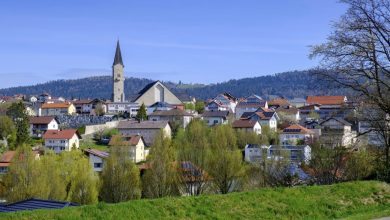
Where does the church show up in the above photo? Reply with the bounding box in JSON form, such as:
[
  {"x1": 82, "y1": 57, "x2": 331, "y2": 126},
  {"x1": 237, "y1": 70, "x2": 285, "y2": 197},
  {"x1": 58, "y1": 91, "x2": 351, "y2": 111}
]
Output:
[{"x1": 109, "y1": 41, "x2": 183, "y2": 114}]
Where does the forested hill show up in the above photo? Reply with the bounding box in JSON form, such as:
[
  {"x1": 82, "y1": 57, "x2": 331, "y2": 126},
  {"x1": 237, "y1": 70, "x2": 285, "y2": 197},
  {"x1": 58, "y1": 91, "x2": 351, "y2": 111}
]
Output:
[{"x1": 0, "y1": 70, "x2": 352, "y2": 100}]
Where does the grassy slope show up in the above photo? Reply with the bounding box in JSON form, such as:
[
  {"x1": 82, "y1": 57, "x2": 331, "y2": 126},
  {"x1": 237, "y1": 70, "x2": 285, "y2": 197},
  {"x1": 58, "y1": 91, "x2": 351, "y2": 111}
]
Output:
[{"x1": 1, "y1": 181, "x2": 390, "y2": 220}]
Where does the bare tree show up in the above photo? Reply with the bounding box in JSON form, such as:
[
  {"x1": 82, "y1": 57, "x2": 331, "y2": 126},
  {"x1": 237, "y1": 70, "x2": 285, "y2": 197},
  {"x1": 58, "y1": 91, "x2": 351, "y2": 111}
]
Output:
[{"x1": 310, "y1": 0, "x2": 390, "y2": 176}]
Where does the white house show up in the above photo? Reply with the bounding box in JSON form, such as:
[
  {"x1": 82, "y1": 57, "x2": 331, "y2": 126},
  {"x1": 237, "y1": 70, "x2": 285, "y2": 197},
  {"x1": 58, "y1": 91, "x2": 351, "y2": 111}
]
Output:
[
  {"x1": 106, "y1": 102, "x2": 139, "y2": 117},
  {"x1": 83, "y1": 148, "x2": 109, "y2": 172},
  {"x1": 40, "y1": 103, "x2": 76, "y2": 116},
  {"x1": 149, "y1": 108, "x2": 194, "y2": 128},
  {"x1": 241, "y1": 109, "x2": 278, "y2": 131},
  {"x1": 280, "y1": 124, "x2": 315, "y2": 145},
  {"x1": 244, "y1": 144, "x2": 311, "y2": 164},
  {"x1": 232, "y1": 120, "x2": 261, "y2": 135},
  {"x1": 205, "y1": 100, "x2": 229, "y2": 112},
  {"x1": 207, "y1": 93, "x2": 237, "y2": 113},
  {"x1": 235, "y1": 95, "x2": 268, "y2": 119},
  {"x1": 117, "y1": 120, "x2": 172, "y2": 146},
  {"x1": 43, "y1": 129, "x2": 81, "y2": 153},
  {"x1": 201, "y1": 111, "x2": 230, "y2": 126},
  {"x1": 109, "y1": 135, "x2": 149, "y2": 163},
  {"x1": 319, "y1": 117, "x2": 356, "y2": 147},
  {"x1": 29, "y1": 116, "x2": 59, "y2": 137}
]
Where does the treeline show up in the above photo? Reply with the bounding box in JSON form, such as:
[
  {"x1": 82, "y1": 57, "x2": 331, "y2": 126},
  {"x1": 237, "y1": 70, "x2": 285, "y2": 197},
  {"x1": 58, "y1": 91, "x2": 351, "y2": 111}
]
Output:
[{"x1": 0, "y1": 70, "x2": 353, "y2": 100}]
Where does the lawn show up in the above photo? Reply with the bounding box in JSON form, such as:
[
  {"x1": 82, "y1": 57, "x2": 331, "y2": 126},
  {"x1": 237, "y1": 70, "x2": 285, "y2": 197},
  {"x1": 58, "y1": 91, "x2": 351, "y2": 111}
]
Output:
[
  {"x1": 79, "y1": 138, "x2": 109, "y2": 152},
  {"x1": 1, "y1": 181, "x2": 389, "y2": 220}
]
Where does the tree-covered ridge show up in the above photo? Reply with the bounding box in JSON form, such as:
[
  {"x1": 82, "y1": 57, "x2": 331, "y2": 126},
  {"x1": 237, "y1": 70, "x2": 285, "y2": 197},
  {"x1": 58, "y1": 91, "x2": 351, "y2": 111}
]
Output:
[{"x1": 0, "y1": 70, "x2": 352, "y2": 100}]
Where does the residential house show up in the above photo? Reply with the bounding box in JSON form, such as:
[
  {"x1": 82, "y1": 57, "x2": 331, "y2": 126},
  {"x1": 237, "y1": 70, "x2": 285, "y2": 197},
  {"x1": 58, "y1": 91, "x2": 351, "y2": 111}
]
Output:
[
  {"x1": 275, "y1": 105, "x2": 300, "y2": 122},
  {"x1": 72, "y1": 99, "x2": 107, "y2": 115},
  {"x1": 149, "y1": 108, "x2": 194, "y2": 128},
  {"x1": 109, "y1": 135, "x2": 149, "y2": 163},
  {"x1": 268, "y1": 98, "x2": 290, "y2": 109},
  {"x1": 40, "y1": 102, "x2": 76, "y2": 116},
  {"x1": 206, "y1": 93, "x2": 237, "y2": 113},
  {"x1": 201, "y1": 110, "x2": 230, "y2": 126},
  {"x1": 83, "y1": 148, "x2": 109, "y2": 172},
  {"x1": 38, "y1": 93, "x2": 51, "y2": 103},
  {"x1": 298, "y1": 104, "x2": 321, "y2": 121},
  {"x1": 29, "y1": 116, "x2": 59, "y2": 137},
  {"x1": 132, "y1": 81, "x2": 182, "y2": 106},
  {"x1": 319, "y1": 117, "x2": 357, "y2": 147},
  {"x1": 232, "y1": 119, "x2": 261, "y2": 134},
  {"x1": 306, "y1": 96, "x2": 353, "y2": 119},
  {"x1": 106, "y1": 102, "x2": 139, "y2": 117},
  {"x1": 205, "y1": 100, "x2": 229, "y2": 112},
  {"x1": 302, "y1": 119, "x2": 322, "y2": 140},
  {"x1": 241, "y1": 108, "x2": 278, "y2": 131},
  {"x1": 244, "y1": 144, "x2": 311, "y2": 164},
  {"x1": 0, "y1": 150, "x2": 41, "y2": 174},
  {"x1": 117, "y1": 120, "x2": 172, "y2": 146},
  {"x1": 280, "y1": 124, "x2": 315, "y2": 145},
  {"x1": 148, "y1": 101, "x2": 175, "y2": 114},
  {"x1": 43, "y1": 129, "x2": 81, "y2": 153},
  {"x1": 289, "y1": 98, "x2": 306, "y2": 108},
  {"x1": 235, "y1": 95, "x2": 268, "y2": 119}
]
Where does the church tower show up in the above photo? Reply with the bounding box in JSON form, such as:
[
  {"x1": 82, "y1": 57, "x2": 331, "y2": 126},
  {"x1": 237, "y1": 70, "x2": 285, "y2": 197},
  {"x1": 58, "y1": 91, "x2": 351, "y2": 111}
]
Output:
[{"x1": 112, "y1": 40, "x2": 125, "y2": 102}]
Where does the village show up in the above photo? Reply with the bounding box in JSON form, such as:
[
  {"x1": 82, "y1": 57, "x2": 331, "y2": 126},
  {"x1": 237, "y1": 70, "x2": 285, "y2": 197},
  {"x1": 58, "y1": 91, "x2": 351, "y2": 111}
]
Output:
[{"x1": 0, "y1": 41, "x2": 382, "y2": 186}]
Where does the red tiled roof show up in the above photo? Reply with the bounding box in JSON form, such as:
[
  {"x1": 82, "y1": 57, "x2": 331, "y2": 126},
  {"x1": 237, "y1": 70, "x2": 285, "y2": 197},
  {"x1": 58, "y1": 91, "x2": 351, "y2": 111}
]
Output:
[
  {"x1": 282, "y1": 124, "x2": 314, "y2": 134},
  {"x1": 232, "y1": 120, "x2": 258, "y2": 128},
  {"x1": 29, "y1": 116, "x2": 56, "y2": 125},
  {"x1": 306, "y1": 96, "x2": 346, "y2": 105},
  {"x1": 0, "y1": 151, "x2": 15, "y2": 163},
  {"x1": 43, "y1": 129, "x2": 78, "y2": 139},
  {"x1": 41, "y1": 103, "x2": 72, "y2": 109}
]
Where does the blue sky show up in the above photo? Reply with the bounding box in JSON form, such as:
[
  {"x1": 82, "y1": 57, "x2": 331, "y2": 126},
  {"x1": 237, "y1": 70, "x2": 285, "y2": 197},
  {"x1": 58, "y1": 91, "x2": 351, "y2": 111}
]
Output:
[{"x1": 0, "y1": 0, "x2": 347, "y2": 88}]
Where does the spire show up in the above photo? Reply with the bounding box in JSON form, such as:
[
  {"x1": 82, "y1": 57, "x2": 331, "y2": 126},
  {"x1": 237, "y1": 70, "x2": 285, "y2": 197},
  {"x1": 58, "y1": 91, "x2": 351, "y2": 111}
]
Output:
[{"x1": 113, "y1": 40, "x2": 124, "y2": 66}]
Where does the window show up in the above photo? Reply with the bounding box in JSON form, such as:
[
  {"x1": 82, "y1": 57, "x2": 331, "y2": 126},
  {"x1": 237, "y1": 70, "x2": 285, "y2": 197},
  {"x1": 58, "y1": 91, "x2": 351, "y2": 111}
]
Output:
[
  {"x1": 94, "y1": 163, "x2": 102, "y2": 168},
  {"x1": 60, "y1": 140, "x2": 66, "y2": 143},
  {"x1": 60, "y1": 147, "x2": 65, "y2": 151}
]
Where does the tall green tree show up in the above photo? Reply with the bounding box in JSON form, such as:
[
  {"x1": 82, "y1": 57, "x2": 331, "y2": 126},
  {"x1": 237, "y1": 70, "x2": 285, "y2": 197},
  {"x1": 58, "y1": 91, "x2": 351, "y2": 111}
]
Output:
[
  {"x1": 195, "y1": 101, "x2": 205, "y2": 114},
  {"x1": 2, "y1": 146, "x2": 42, "y2": 202},
  {"x1": 136, "y1": 103, "x2": 148, "y2": 122},
  {"x1": 6, "y1": 102, "x2": 30, "y2": 146},
  {"x1": 100, "y1": 146, "x2": 141, "y2": 203},
  {"x1": 142, "y1": 131, "x2": 179, "y2": 198},
  {"x1": 208, "y1": 125, "x2": 245, "y2": 194},
  {"x1": 0, "y1": 116, "x2": 16, "y2": 150},
  {"x1": 176, "y1": 120, "x2": 210, "y2": 195},
  {"x1": 59, "y1": 151, "x2": 99, "y2": 204}
]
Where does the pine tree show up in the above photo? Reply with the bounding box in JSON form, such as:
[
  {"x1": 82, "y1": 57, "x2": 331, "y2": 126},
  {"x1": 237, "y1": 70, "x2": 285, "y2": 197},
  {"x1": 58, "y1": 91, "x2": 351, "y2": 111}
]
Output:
[{"x1": 136, "y1": 103, "x2": 148, "y2": 122}]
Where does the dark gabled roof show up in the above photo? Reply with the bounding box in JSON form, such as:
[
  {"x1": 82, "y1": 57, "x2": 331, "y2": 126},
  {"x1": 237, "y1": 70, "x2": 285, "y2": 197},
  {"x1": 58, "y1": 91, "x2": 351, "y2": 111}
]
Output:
[
  {"x1": 150, "y1": 101, "x2": 174, "y2": 108},
  {"x1": 0, "y1": 198, "x2": 78, "y2": 213},
  {"x1": 240, "y1": 112, "x2": 255, "y2": 119},
  {"x1": 150, "y1": 109, "x2": 193, "y2": 117},
  {"x1": 113, "y1": 40, "x2": 124, "y2": 66},
  {"x1": 118, "y1": 120, "x2": 170, "y2": 129},
  {"x1": 319, "y1": 117, "x2": 352, "y2": 126},
  {"x1": 202, "y1": 111, "x2": 229, "y2": 118},
  {"x1": 83, "y1": 148, "x2": 109, "y2": 158},
  {"x1": 108, "y1": 135, "x2": 144, "y2": 146},
  {"x1": 232, "y1": 120, "x2": 258, "y2": 128},
  {"x1": 175, "y1": 93, "x2": 193, "y2": 102}
]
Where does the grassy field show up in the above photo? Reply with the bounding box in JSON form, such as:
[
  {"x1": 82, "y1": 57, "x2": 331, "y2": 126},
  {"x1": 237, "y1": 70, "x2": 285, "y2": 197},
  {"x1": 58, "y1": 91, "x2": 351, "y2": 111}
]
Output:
[
  {"x1": 1, "y1": 181, "x2": 390, "y2": 220},
  {"x1": 79, "y1": 139, "x2": 109, "y2": 151}
]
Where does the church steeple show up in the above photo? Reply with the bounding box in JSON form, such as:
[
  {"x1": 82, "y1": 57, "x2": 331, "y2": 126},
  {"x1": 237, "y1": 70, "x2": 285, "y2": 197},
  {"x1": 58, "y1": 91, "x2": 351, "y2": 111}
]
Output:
[{"x1": 113, "y1": 40, "x2": 124, "y2": 66}]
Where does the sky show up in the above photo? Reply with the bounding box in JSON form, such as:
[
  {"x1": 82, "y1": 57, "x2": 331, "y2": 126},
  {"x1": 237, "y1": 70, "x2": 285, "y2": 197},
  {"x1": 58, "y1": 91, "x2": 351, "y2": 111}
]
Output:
[{"x1": 0, "y1": 0, "x2": 347, "y2": 89}]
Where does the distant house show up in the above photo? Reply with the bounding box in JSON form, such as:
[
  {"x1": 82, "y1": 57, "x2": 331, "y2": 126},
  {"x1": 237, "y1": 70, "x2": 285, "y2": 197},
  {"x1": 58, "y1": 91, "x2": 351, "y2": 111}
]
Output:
[
  {"x1": 132, "y1": 81, "x2": 182, "y2": 106},
  {"x1": 280, "y1": 124, "x2": 315, "y2": 145},
  {"x1": 205, "y1": 100, "x2": 229, "y2": 112},
  {"x1": 268, "y1": 98, "x2": 290, "y2": 109},
  {"x1": 72, "y1": 99, "x2": 107, "y2": 115},
  {"x1": 148, "y1": 101, "x2": 175, "y2": 114},
  {"x1": 0, "y1": 150, "x2": 41, "y2": 174},
  {"x1": 43, "y1": 129, "x2": 81, "y2": 153},
  {"x1": 149, "y1": 108, "x2": 194, "y2": 128},
  {"x1": 298, "y1": 104, "x2": 321, "y2": 121},
  {"x1": 306, "y1": 96, "x2": 347, "y2": 107},
  {"x1": 306, "y1": 96, "x2": 351, "y2": 119},
  {"x1": 109, "y1": 135, "x2": 148, "y2": 163},
  {"x1": 235, "y1": 95, "x2": 268, "y2": 119},
  {"x1": 232, "y1": 120, "x2": 261, "y2": 134},
  {"x1": 201, "y1": 110, "x2": 230, "y2": 126},
  {"x1": 106, "y1": 102, "x2": 139, "y2": 117},
  {"x1": 206, "y1": 93, "x2": 237, "y2": 113},
  {"x1": 117, "y1": 120, "x2": 172, "y2": 146},
  {"x1": 40, "y1": 102, "x2": 76, "y2": 116},
  {"x1": 289, "y1": 98, "x2": 306, "y2": 108},
  {"x1": 83, "y1": 148, "x2": 109, "y2": 172},
  {"x1": 29, "y1": 116, "x2": 59, "y2": 137},
  {"x1": 275, "y1": 105, "x2": 300, "y2": 122},
  {"x1": 244, "y1": 144, "x2": 311, "y2": 164},
  {"x1": 241, "y1": 108, "x2": 278, "y2": 131},
  {"x1": 319, "y1": 117, "x2": 357, "y2": 147},
  {"x1": 0, "y1": 198, "x2": 78, "y2": 213}
]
